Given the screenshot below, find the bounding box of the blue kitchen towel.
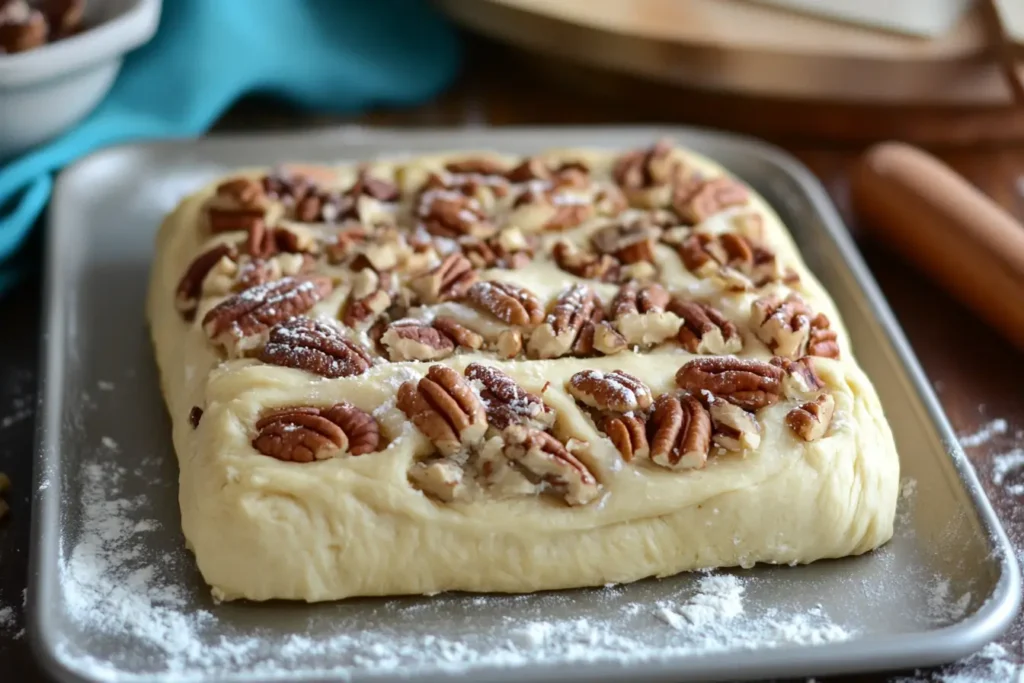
[0,0,460,295]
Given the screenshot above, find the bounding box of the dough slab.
[146,141,899,602]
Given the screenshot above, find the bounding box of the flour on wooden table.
[959,419,1009,448]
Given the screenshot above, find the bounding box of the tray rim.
[27,124,1023,683]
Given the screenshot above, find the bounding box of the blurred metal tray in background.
[28,127,1021,683]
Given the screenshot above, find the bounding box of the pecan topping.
[466,281,544,327]
[786,394,836,442]
[341,269,393,327]
[433,317,484,351]
[325,224,370,264]
[648,394,712,469]
[175,243,238,319]
[202,276,333,355]
[465,363,554,431]
[260,317,373,378]
[501,426,601,506]
[459,228,535,270]
[527,285,601,359]
[0,2,47,53]
[381,320,456,362]
[252,403,379,462]
[750,294,811,359]
[397,365,488,456]
[445,158,508,176]
[612,140,684,207]
[567,369,653,413]
[551,241,620,282]
[672,176,749,225]
[206,177,271,234]
[808,313,840,359]
[418,189,494,238]
[772,356,825,399]
[611,281,681,346]
[591,218,662,264]
[706,395,761,451]
[668,298,742,355]
[592,321,629,356]
[675,357,783,412]
[408,252,478,304]
[493,328,524,359]
[603,414,649,462]
[409,459,466,502]
[231,254,316,292]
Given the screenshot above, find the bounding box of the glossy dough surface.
[147,142,899,602]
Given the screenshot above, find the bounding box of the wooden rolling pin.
[851,142,1024,352]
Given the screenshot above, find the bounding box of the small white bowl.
[0,0,161,159]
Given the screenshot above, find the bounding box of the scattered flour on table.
[959,419,1009,449]
[991,449,1024,496]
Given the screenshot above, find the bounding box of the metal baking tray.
[28,126,1021,683]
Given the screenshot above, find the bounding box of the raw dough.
[147,142,899,602]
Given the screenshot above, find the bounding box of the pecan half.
[786,394,836,442]
[466,281,544,327]
[750,294,811,359]
[567,369,653,413]
[551,241,620,282]
[175,243,238,319]
[611,281,681,346]
[527,284,600,359]
[465,362,554,431]
[501,426,601,506]
[603,414,649,462]
[341,269,393,327]
[202,276,333,355]
[433,317,484,351]
[771,356,826,400]
[260,317,373,378]
[668,298,742,354]
[612,139,684,208]
[408,458,466,502]
[445,158,508,176]
[408,252,478,304]
[418,189,494,238]
[808,313,840,359]
[252,403,379,462]
[706,395,761,451]
[397,365,488,456]
[206,177,271,234]
[676,357,783,411]
[671,176,749,225]
[381,320,456,362]
[591,218,662,264]
[648,393,712,469]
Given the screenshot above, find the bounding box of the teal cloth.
[0,0,460,294]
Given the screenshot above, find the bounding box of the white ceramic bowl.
[0,0,160,159]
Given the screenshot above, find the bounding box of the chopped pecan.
[175,243,238,319]
[466,281,544,327]
[527,284,601,359]
[465,362,554,431]
[341,269,393,327]
[262,168,316,204]
[418,189,494,238]
[260,317,373,378]
[433,317,484,351]
[445,158,508,176]
[202,276,333,355]
[567,369,653,413]
[494,329,524,359]
[786,394,836,442]
[460,228,535,270]
[189,406,203,429]
[408,458,466,502]
[501,426,601,506]
[230,254,316,292]
[672,176,749,225]
[0,2,47,53]
[603,414,649,462]
[252,403,379,462]
[675,357,783,412]
[705,395,761,451]
[381,320,456,362]
[408,252,478,304]
[325,224,370,264]
[344,168,400,203]
[397,365,488,456]
[808,313,840,358]
[508,184,594,232]
[668,298,742,355]
[648,393,712,469]
[771,356,825,399]
[750,294,811,359]
[611,281,681,346]
[551,241,620,282]
[591,218,662,264]
[612,139,684,208]
[592,321,629,356]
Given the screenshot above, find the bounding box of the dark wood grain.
[2,36,1022,682]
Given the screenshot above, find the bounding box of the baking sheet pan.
[28,126,1021,683]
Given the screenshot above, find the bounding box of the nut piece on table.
[381,320,456,362]
[603,414,649,462]
[202,276,333,356]
[466,281,545,327]
[527,284,601,359]
[397,365,488,456]
[567,369,653,413]
[786,394,836,442]
[808,313,840,359]
[671,176,749,225]
[409,459,466,502]
[612,139,685,208]
[433,317,484,351]
[591,218,662,264]
[465,362,554,431]
[669,298,742,355]
[648,394,712,470]
[408,252,478,304]
[252,403,380,462]
[706,395,761,451]
[675,357,783,412]
[750,294,812,359]
[260,317,374,378]
[771,356,826,400]
[611,281,681,346]
[501,426,601,506]
[175,243,238,320]
[552,241,621,283]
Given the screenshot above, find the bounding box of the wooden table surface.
[1,37,1023,683]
